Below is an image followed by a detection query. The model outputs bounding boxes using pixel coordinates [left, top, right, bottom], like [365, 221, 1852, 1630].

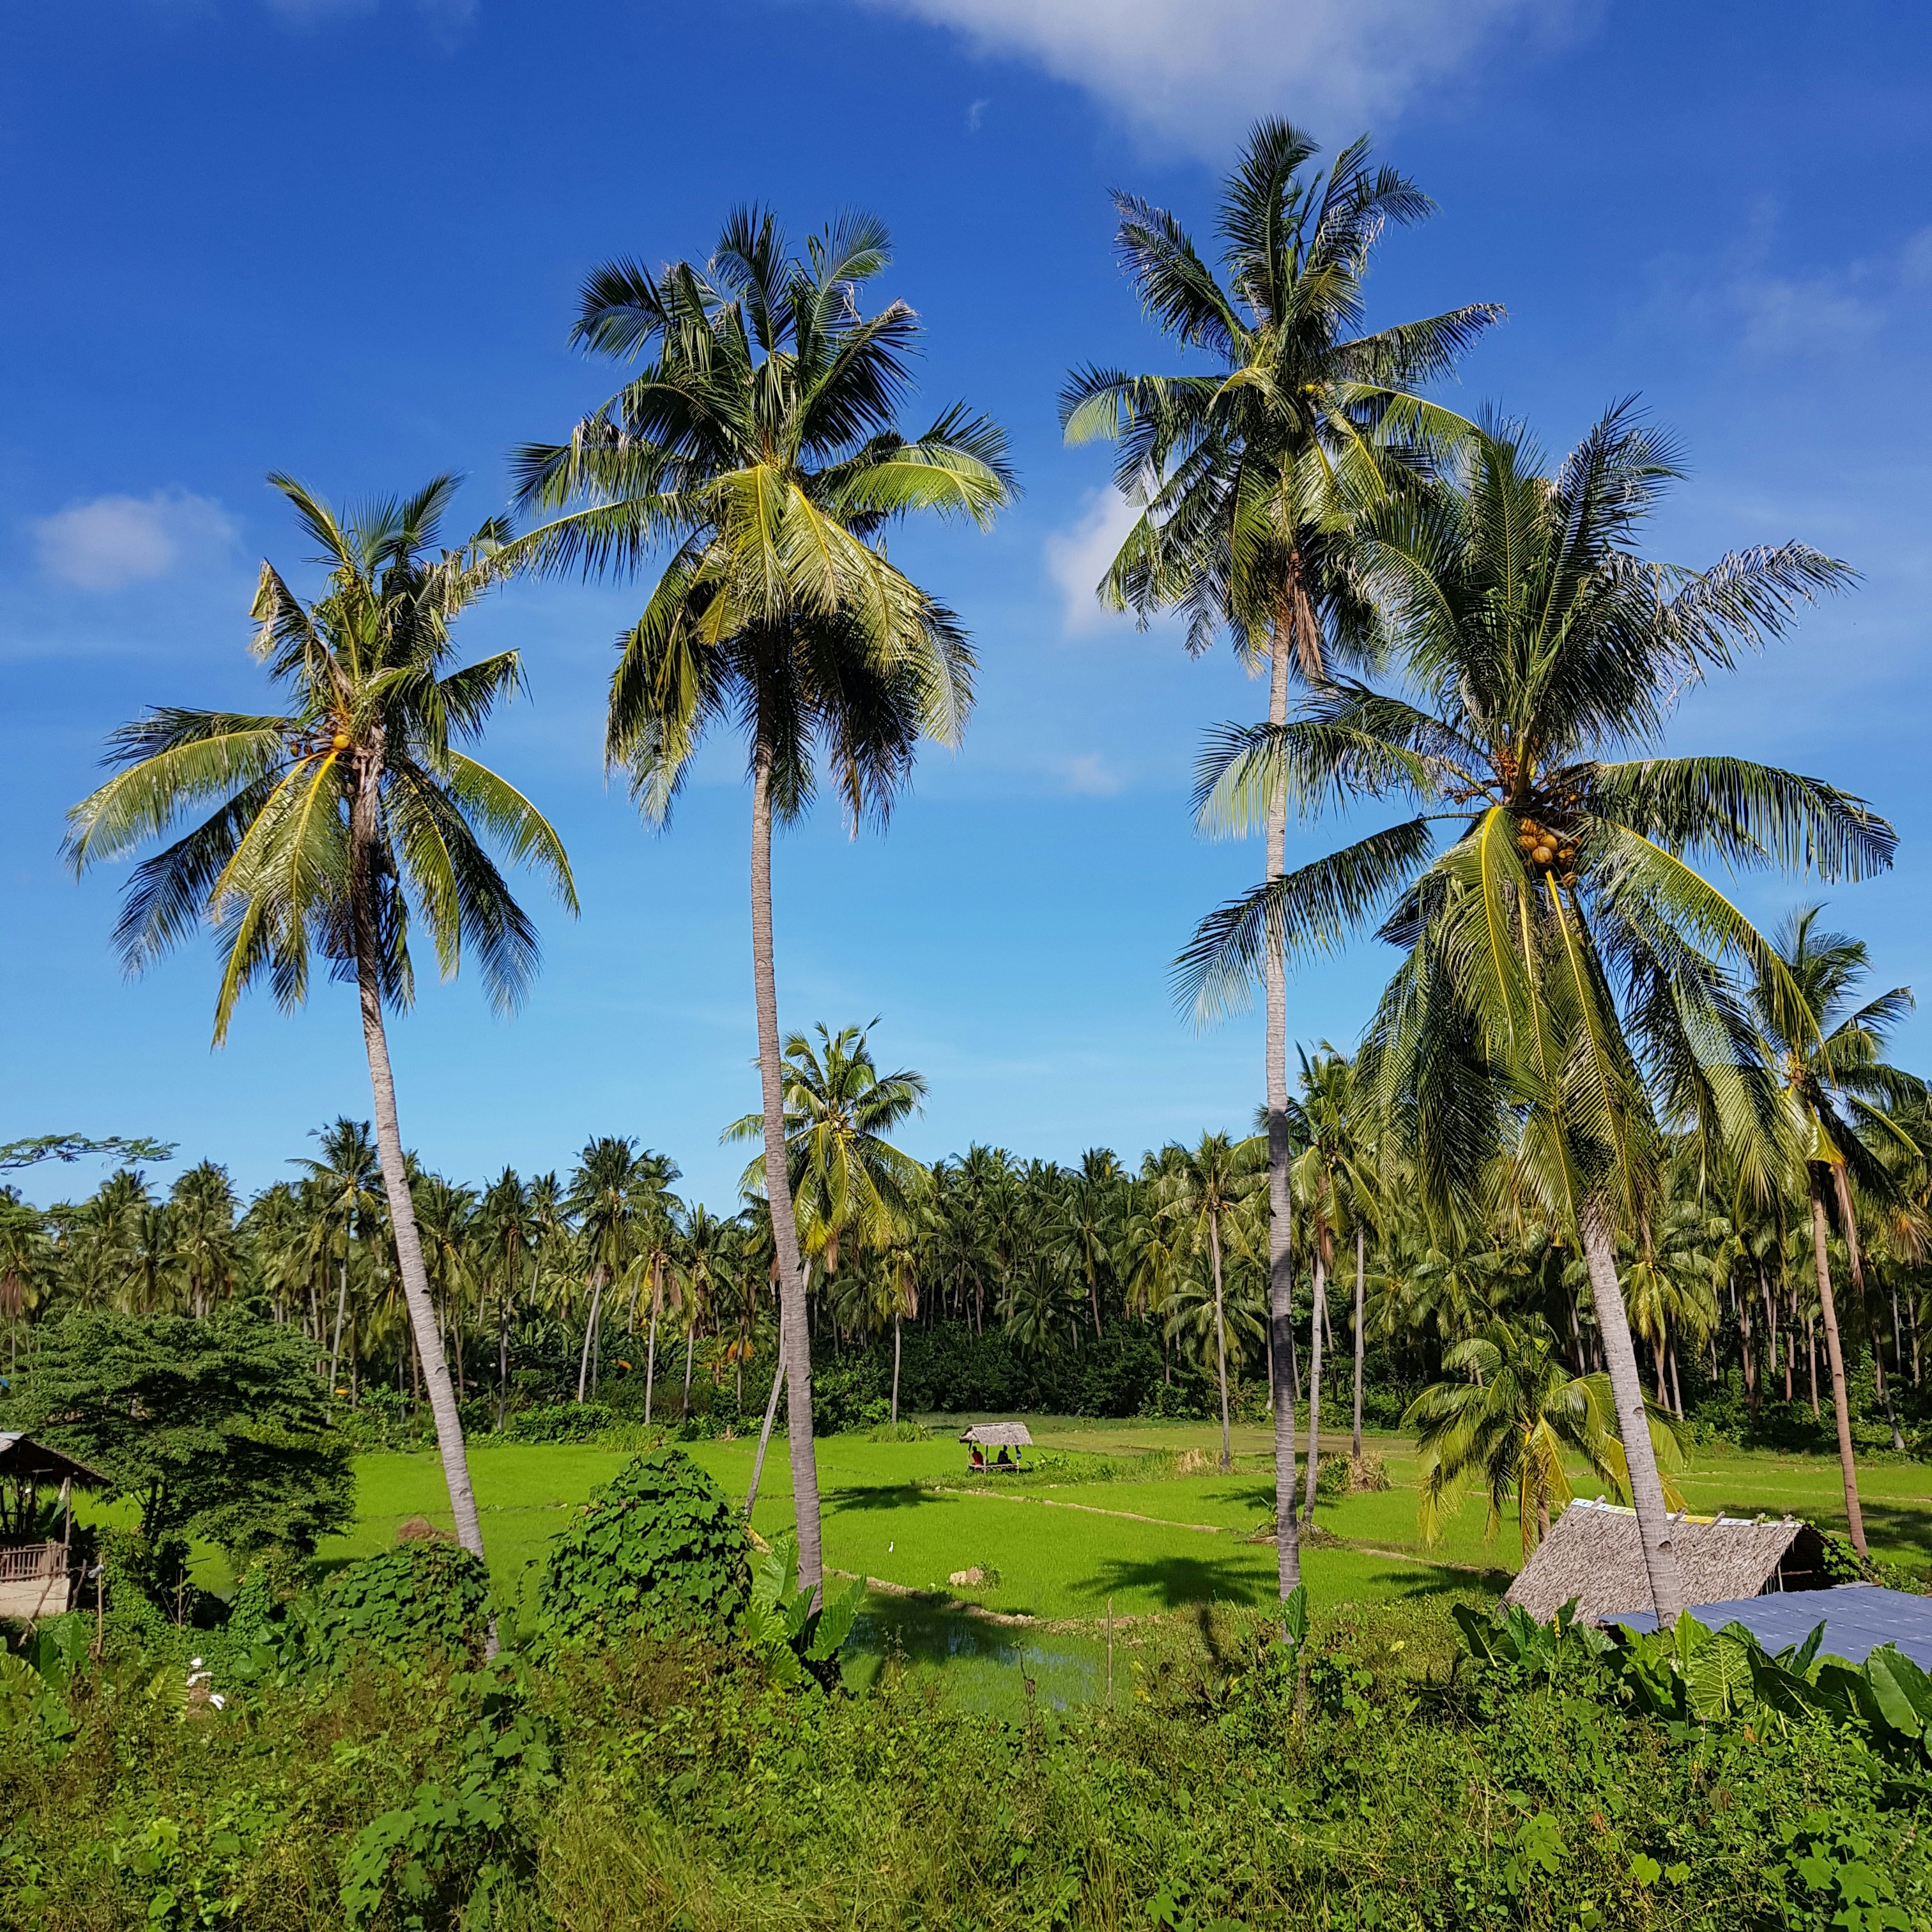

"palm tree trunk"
[496, 1292, 509, 1434]
[746, 1335, 787, 1519]
[1303, 1254, 1326, 1525]
[1741, 1272, 1759, 1414]
[1807, 1314, 1820, 1418]
[1264, 626, 1301, 1606]
[1208, 1212, 1232, 1473]
[1580, 1201, 1684, 1624]
[682, 1329, 695, 1419]
[353, 943, 486, 1563]
[891, 1314, 902, 1425]
[1809, 1173, 1869, 1556]
[576, 1268, 604, 1404]
[644, 1264, 661, 1426]
[328, 1254, 349, 1396]
[1351, 1223, 1366, 1460]
[751, 740, 824, 1594]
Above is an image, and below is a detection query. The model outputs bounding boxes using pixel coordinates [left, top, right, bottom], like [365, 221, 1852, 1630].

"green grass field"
[308, 1414, 1932, 1629]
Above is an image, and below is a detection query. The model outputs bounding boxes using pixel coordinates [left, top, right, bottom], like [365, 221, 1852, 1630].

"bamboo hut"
[0, 1432, 108, 1621]
[958, 1422, 1032, 1472]
[1505, 1497, 1832, 1625]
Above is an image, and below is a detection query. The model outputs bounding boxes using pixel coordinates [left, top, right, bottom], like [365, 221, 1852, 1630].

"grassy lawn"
[302, 1417, 1930, 1627]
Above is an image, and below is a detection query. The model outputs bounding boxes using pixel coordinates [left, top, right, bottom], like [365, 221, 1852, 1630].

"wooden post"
[1106, 1595, 1114, 1710]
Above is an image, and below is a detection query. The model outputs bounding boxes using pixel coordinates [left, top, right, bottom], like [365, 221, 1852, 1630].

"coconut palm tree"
[1064, 119, 1499, 1610]
[475, 1168, 533, 1431]
[1156, 1133, 1266, 1470]
[1182, 408, 1883, 1622]
[1406, 1315, 1683, 1560]
[293, 1118, 383, 1391]
[673, 1203, 728, 1420]
[65, 475, 578, 1561]
[1748, 907, 1922, 1554]
[564, 1138, 678, 1402]
[511, 211, 1012, 1591]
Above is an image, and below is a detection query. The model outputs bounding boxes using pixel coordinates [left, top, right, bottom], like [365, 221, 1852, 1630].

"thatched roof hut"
[958, 1423, 1033, 1448]
[1505, 1497, 1832, 1624]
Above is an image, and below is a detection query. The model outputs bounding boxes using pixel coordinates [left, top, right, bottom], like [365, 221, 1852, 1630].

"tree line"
[31, 116, 1907, 1627]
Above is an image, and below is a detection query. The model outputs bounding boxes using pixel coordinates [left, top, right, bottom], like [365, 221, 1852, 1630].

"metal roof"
[1618, 1583, 1932, 1669]
[958, 1423, 1033, 1448]
[0, 1432, 111, 1488]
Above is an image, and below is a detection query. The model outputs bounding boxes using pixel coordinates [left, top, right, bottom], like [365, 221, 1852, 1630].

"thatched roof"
[1505, 1498, 1830, 1623]
[0, 1432, 109, 1489]
[959, 1423, 1032, 1448]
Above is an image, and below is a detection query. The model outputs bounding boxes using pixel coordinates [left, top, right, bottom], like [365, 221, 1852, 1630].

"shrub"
[1318, 1452, 1390, 1495]
[538, 1448, 749, 1645]
[502, 1401, 613, 1444]
[866, 1420, 931, 1442]
[314, 1537, 492, 1662]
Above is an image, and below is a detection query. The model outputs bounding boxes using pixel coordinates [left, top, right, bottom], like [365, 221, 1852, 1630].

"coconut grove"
[4, 97, 1932, 1932]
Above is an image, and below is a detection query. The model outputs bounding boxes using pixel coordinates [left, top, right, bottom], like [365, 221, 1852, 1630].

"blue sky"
[3, 0, 1928, 1213]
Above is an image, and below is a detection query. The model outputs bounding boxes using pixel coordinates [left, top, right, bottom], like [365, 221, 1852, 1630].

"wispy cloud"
[846, 0, 1583, 153]
[1657, 210, 1932, 364]
[1057, 750, 1124, 796]
[261, 0, 475, 33]
[31, 489, 237, 593]
[965, 96, 990, 134]
[1043, 488, 1139, 633]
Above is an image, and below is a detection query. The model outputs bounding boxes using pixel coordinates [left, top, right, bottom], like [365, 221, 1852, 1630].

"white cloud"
[847, 0, 1582, 151]
[1059, 751, 1124, 796]
[32, 489, 237, 593]
[1043, 488, 1140, 632]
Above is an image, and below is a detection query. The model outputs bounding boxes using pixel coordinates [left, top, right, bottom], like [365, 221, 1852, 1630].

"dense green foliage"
[2, 1308, 353, 1562]
[4, 1588, 1930, 1930]
[311, 1539, 493, 1666]
[537, 1450, 750, 1645]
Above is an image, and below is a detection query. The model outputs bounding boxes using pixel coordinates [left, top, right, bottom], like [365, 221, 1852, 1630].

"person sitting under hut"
[969, 1445, 986, 1471]
[995, 1445, 1014, 1468]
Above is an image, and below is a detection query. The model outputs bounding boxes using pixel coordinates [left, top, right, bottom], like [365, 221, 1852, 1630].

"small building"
[0, 1431, 109, 1622]
[1505, 1496, 1833, 1626]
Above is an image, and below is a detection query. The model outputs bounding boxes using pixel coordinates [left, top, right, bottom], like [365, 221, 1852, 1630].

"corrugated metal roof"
[0, 1432, 112, 1487]
[1619, 1583, 1932, 1668]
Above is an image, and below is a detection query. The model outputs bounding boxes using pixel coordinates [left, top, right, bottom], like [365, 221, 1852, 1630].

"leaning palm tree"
[1182, 408, 1885, 1622]
[1749, 907, 1921, 1554]
[1406, 1315, 1683, 1561]
[511, 211, 1011, 1592]
[65, 475, 576, 1561]
[1063, 118, 1499, 1610]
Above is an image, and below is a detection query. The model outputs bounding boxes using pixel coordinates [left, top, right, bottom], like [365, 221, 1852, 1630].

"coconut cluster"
[1515, 815, 1579, 887]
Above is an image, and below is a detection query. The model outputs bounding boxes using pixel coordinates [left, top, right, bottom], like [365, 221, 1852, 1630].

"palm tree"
[1158, 1133, 1266, 1470]
[1405, 1315, 1682, 1560]
[512, 211, 1012, 1591]
[167, 1161, 238, 1320]
[1063, 118, 1499, 1611]
[293, 1117, 382, 1390]
[674, 1204, 729, 1420]
[475, 1168, 533, 1431]
[1182, 408, 1883, 1622]
[65, 475, 578, 1561]
[565, 1138, 678, 1402]
[1749, 907, 1922, 1555]
[728, 1022, 929, 1509]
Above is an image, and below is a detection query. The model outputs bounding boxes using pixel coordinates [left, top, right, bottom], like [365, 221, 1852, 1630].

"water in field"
[841, 1597, 1110, 1717]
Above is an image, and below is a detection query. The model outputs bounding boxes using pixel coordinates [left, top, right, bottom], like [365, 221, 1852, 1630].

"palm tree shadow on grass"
[1082, 1554, 1271, 1610]
[824, 1482, 954, 1514]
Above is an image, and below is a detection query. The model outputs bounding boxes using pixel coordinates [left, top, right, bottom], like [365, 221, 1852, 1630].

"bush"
[866, 1420, 931, 1442]
[538, 1448, 749, 1646]
[502, 1401, 613, 1444]
[1317, 1451, 1391, 1495]
[314, 1537, 492, 1663]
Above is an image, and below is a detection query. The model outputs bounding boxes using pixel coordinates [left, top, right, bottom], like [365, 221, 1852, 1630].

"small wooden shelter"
[959, 1422, 1032, 1471]
[0, 1431, 109, 1621]
[1505, 1496, 1832, 1625]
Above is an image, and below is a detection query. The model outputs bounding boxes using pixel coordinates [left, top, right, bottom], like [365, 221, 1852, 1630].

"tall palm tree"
[293, 1117, 382, 1390]
[167, 1161, 238, 1320]
[512, 211, 1012, 1591]
[1749, 907, 1922, 1555]
[475, 1168, 533, 1431]
[1181, 408, 1883, 1622]
[1158, 1133, 1266, 1470]
[674, 1203, 728, 1421]
[564, 1138, 678, 1402]
[64, 475, 577, 1560]
[1063, 118, 1499, 1611]
[1406, 1315, 1682, 1560]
